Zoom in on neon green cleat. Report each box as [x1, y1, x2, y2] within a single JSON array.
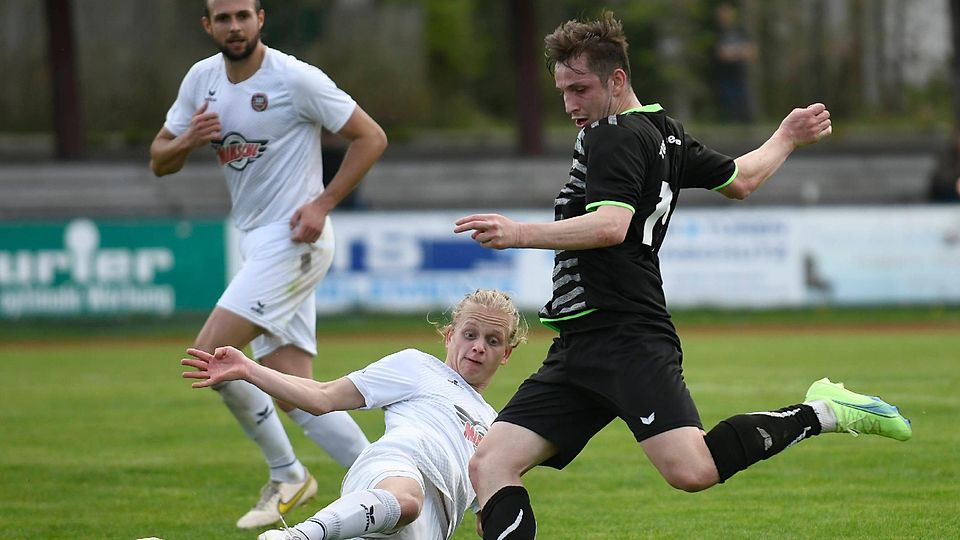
[[805, 378, 912, 441]]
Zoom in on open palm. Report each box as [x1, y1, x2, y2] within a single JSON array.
[[181, 346, 252, 388]]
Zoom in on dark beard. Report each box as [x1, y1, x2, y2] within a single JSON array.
[[219, 35, 259, 61]]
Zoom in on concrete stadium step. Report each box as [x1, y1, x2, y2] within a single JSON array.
[[0, 153, 939, 219]]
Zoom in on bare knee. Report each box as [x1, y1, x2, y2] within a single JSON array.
[[468, 453, 488, 491], [470, 438, 496, 467], [393, 491, 423, 526], [469, 422, 556, 506], [375, 478, 424, 527], [469, 445, 511, 488], [641, 426, 720, 493], [661, 464, 719, 493]]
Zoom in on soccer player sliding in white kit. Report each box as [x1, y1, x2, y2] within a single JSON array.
[[182, 289, 528, 540]]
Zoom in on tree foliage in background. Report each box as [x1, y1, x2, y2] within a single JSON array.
[[0, 0, 951, 150], [423, 0, 496, 127]]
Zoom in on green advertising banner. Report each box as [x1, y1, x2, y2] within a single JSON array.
[[0, 219, 225, 318]]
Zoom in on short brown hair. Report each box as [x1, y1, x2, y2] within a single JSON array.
[[545, 10, 631, 83], [204, 0, 261, 17]]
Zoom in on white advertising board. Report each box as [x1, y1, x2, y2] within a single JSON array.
[[287, 206, 960, 313], [795, 207, 960, 304], [660, 209, 804, 307], [314, 211, 554, 313]]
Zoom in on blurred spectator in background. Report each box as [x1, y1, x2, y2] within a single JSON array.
[[928, 131, 960, 202], [712, 2, 757, 123]]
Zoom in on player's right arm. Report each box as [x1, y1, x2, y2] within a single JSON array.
[[181, 346, 366, 414], [148, 101, 221, 176], [454, 205, 632, 251]]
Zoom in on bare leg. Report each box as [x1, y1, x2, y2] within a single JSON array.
[[194, 307, 303, 482], [644, 402, 825, 489], [194, 306, 261, 352], [469, 422, 555, 540], [640, 426, 719, 492]]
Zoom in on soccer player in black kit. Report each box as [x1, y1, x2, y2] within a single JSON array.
[[454, 11, 912, 540]]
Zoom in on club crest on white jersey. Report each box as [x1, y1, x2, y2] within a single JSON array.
[[213, 132, 269, 171], [456, 405, 488, 448]]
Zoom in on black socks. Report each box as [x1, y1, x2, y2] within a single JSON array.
[[704, 403, 822, 482], [481, 485, 537, 540]]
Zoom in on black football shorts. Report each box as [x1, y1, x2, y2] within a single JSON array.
[[495, 322, 702, 469]]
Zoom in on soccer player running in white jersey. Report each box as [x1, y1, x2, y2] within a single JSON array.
[[150, 0, 386, 528], [455, 12, 912, 540], [182, 289, 528, 540]]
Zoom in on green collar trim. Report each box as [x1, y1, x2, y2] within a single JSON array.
[[621, 103, 663, 114]]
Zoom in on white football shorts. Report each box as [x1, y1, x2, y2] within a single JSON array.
[[217, 218, 334, 359], [341, 444, 450, 540]]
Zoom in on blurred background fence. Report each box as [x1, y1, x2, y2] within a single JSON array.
[[2, 0, 959, 318], [1, 0, 955, 146]]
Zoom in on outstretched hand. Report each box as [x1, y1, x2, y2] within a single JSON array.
[[453, 213, 521, 249], [181, 346, 253, 388], [779, 103, 832, 148]]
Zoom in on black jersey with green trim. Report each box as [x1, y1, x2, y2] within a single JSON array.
[[539, 105, 736, 331]]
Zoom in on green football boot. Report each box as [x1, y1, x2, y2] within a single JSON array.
[[805, 378, 912, 441]]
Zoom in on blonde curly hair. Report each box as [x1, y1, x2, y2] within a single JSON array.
[[434, 289, 528, 348]]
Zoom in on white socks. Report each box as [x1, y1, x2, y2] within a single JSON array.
[[287, 408, 370, 468], [214, 380, 305, 483], [214, 383, 369, 483], [292, 489, 402, 540], [805, 399, 838, 433]]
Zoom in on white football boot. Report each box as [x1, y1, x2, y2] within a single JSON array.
[[236, 470, 317, 529], [257, 529, 307, 540]]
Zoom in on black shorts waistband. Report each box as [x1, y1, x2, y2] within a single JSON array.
[[551, 309, 676, 336]]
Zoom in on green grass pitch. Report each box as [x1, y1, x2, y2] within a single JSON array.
[[1, 314, 958, 539]]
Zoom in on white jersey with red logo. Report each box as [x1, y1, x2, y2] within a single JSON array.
[[347, 348, 497, 532], [163, 46, 356, 231]]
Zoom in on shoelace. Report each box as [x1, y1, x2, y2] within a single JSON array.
[[836, 407, 861, 437], [842, 425, 861, 437], [278, 512, 296, 540], [846, 414, 885, 438], [840, 397, 893, 437], [253, 481, 281, 510]]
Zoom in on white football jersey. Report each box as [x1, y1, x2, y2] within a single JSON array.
[[164, 46, 356, 231], [347, 349, 497, 534]]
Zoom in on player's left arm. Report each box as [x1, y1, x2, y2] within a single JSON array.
[[454, 204, 632, 251], [290, 106, 388, 243], [181, 347, 365, 414], [320, 106, 388, 210], [719, 103, 831, 200]]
